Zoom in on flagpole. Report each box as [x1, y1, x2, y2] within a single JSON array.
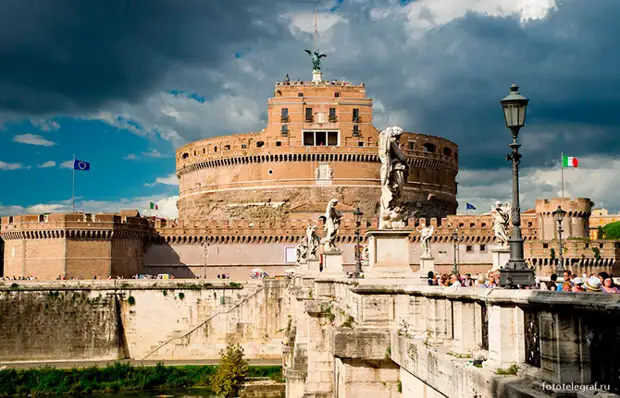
[[72, 154, 75, 213], [560, 152, 564, 199]]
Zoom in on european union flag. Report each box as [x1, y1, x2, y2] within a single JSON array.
[[74, 159, 90, 171], [466, 203, 476, 210]]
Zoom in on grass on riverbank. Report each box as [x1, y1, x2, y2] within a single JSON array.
[[0, 363, 283, 396]]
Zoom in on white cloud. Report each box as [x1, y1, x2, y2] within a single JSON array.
[[89, 90, 263, 146], [59, 160, 74, 169], [145, 173, 178, 187], [125, 149, 167, 160], [37, 161, 56, 168], [457, 155, 620, 214], [402, 0, 557, 37], [30, 119, 61, 131], [0, 195, 179, 220], [0, 161, 25, 170], [12, 133, 56, 147]]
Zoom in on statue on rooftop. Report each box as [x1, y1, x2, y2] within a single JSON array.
[[321, 199, 342, 252], [492, 201, 511, 247], [305, 49, 327, 71], [378, 126, 409, 229]]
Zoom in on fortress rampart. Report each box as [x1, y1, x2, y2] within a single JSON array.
[[0, 212, 149, 279], [535, 198, 593, 240]]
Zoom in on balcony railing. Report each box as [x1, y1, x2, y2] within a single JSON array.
[[352, 116, 361, 123], [305, 116, 313, 123], [281, 116, 290, 123], [329, 116, 338, 123]]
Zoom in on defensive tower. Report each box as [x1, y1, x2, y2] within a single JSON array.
[[175, 53, 459, 222]]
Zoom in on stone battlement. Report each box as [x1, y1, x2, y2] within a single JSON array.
[[535, 197, 593, 216], [0, 211, 150, 240]]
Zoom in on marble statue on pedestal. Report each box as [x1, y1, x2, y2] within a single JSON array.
[[492, 201, 511, 247], [321, 199, 342, 252], [416, 224, 434, 257], [306, 225, 320, 260], [378, 126, 409, 229], [295, 237, 308, 264]]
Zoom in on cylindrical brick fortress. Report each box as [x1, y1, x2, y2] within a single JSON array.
[[175, 79, 458, 221]]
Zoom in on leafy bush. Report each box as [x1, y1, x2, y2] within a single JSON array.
[[0, 362, 280, 396], [602, 221, 620, 240], [210, 343, 249, 398]]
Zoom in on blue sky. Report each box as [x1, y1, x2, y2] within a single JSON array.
[[1, 0, 620, 217], [0, 117, 178, 215]]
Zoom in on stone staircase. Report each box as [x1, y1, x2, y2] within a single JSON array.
[[140, 284, 265, 360]]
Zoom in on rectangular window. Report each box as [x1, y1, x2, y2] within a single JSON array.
[[281, 108, 289, 122], [352, 108, 360, 122], [466, 245, 473, 252], [303, 131, 314, 146], [329, 108, 337, 122], [8, 216, 13, 224], [353, 125, 360, 136], [327, 131, 338, 146], [241, 144, 247, 149], [480, 244, 487, 252], [303, 131, 339, 146], [543, 243, 549, 249], [358, 141, 364, 147], [281, 125, 289, 135], [408, 141, 415, 150], [305, 108, 313, 122], [276, 141, 282, 147]]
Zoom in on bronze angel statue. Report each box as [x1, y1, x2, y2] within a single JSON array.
[[305, 49, 327, 70]]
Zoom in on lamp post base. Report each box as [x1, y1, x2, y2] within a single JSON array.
[[499, 264, 535, 288]]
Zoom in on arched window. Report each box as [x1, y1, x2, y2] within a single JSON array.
[[214, 146, 218, 152], [257, 141, 265, 148], [443, 147, 452, 157], [182, 153, 189, 159], [224, 145, 231, 150], [423, 143, 436, 153]]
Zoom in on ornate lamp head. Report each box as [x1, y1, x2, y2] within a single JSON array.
[[500, 84, 529, 130]]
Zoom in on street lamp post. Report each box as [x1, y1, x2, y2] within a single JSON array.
[[552, 206, 567, 274], [499, 84, 536, 288], [354, 207, 363, 277], [452, 228, 460, 275]]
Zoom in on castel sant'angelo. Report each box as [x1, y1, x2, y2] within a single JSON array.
[[1, 54, 619, 279]]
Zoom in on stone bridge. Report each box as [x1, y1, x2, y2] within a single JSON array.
[[283, 273, 620, 397]]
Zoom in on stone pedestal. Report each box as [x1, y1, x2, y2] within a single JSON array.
[[364, 229, 415, 278], [306, 258, 320, 277], [312, 69, 322, 83], [491, 246, 510, 272], [321, 251, 344, 276], [296, 259, 308, 276]]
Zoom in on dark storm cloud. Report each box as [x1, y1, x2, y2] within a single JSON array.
[[0, 0, 288, 114], [370, 0, 620, 170]]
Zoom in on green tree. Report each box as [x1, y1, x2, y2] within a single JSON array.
[[550, 248, 556, 261], [210, 343, 249, 398], [602, 221, 620, 240]]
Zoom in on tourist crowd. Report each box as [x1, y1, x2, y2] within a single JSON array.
[[426, 270, 620, 293]]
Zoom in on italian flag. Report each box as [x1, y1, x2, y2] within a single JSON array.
[[149, 201, 158, 210], [562, 155, 578, 168]]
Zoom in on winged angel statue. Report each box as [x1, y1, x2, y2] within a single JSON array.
[[305, 49, 327, 70]]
